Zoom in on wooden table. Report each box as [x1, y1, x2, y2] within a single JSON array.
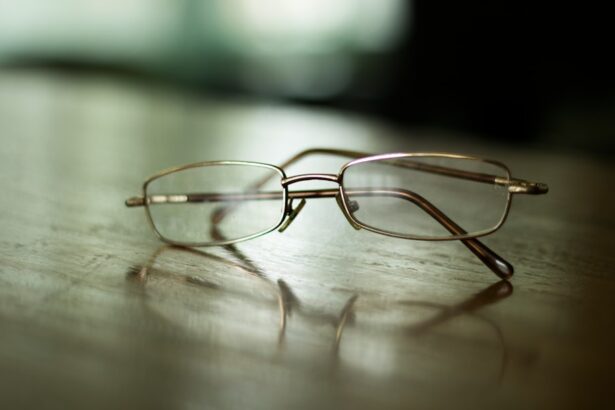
[[1, 69, 613, 409]]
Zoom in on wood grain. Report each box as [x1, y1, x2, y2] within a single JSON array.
[[0, 69, 613, 409]]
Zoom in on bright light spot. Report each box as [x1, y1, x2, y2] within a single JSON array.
[[216, 0, 409, 98], [218, 0, 408, 54]]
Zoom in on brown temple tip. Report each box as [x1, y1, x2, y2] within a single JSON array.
[[490, 255, 514, 280], [461, 237, 514, 280]]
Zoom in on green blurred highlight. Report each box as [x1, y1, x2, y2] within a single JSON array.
[[0, 0, 408, 99]]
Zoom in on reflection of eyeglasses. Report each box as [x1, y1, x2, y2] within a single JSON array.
[[126, 148, 548, 279], [128, 244, 514, 378]]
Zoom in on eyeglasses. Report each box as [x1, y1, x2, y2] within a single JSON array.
[[126, 148, 548, 279]]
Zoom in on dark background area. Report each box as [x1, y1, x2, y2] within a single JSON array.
[[329, 3, 615, 152]]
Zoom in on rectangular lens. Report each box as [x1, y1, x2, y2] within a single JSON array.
[[341, 155, 510, 239], [145, 162, 285, 245]]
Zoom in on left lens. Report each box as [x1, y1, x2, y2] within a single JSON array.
[[145, 162, 285, 245]]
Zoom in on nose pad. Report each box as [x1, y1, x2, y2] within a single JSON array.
[[278, 198, 307, 233], [335, 194, 361, 230], [347, 200, 360, 213]]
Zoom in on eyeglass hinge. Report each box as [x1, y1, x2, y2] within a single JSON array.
[[497, 178, 549, 194], [125, 196, 145, 207]]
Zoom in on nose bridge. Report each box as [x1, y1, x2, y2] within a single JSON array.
[[281, 173, 340, 187]]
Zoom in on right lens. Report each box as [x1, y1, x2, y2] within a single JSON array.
[[145, 162, 285, 245], [341, 155, 511, 239]]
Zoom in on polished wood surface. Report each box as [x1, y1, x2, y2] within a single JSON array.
[[1, 69, 613, 409]]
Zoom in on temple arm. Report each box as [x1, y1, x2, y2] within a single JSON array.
[[345, 188, 513, 279]]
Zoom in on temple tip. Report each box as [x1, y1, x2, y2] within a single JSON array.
[[492, 256, 514, 280], [460, 236, 514, 280]]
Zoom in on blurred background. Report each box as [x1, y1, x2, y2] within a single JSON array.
[[1, 4, 614, 409], [0, 0, 612, 154]]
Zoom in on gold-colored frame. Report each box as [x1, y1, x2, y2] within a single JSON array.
[[126, 148, 549, 279], [141, 160, 289, 248]]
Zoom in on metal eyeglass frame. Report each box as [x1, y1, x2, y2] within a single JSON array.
[[126, 148, 549, 280]]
